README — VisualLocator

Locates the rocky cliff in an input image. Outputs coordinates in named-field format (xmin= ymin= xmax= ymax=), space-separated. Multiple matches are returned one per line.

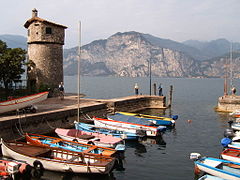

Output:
xmin=64 ymin=31 xmax=203 ymax=77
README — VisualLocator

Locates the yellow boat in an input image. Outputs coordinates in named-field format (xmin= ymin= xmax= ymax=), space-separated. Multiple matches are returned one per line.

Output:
xmin=118 ymin=112 xmax=175 ymax=121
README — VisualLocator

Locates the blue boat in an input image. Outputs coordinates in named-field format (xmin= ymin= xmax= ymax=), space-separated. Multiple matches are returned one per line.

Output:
xmin=190 ymin=153 xmax=240 ymax=180
xmin=107 ymin=112 xmax=175 ymax=126
xmin=26 ymin=133 xmax=118 ymax=156
xmin=75 ymin=122 xmax=139 ymax=140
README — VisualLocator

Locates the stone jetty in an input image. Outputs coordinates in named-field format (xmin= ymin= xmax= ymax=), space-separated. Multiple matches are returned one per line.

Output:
xmin=0 ymin=94 xmax=166 ymax=140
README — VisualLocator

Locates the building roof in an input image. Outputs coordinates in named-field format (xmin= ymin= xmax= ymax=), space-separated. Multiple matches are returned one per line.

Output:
xmin=24 ymin=16 xmax=67 ymax=29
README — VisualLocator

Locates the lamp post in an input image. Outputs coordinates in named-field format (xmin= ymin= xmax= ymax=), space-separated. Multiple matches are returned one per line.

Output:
xmin=148 ymin=58 xmax=152 ymax=95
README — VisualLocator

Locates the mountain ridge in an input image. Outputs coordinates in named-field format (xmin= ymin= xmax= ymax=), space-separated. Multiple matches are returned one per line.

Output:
xmin=1 ymin=33 xmax=240 ymax=78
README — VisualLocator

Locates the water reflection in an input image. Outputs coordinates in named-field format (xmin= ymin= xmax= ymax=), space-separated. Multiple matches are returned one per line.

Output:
xmin=217 ymin=111 xmax=234 ymax=128
xmin=40 ymin=170 xmax=116 ymax=180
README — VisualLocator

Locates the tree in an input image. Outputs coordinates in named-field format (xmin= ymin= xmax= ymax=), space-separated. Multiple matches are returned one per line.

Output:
xmin=0 ymin=40 xmax=26 ymax=97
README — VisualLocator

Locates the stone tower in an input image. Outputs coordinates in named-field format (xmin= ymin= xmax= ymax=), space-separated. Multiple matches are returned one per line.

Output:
xmin=24 ymin=9 xmax=67 ymax=91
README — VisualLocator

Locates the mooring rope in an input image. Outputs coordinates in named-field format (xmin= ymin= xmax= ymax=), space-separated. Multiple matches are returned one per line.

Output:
xmin=45 ymin=118 xmax=55 ymax=129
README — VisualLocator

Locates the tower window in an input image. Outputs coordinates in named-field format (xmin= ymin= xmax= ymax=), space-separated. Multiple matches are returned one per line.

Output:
xmin=46 ymin=27 xmax=52 ymax=34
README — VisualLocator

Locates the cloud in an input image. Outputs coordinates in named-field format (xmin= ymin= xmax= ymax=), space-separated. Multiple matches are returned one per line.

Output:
xmin=1 ymin=0 xmax=240 ymax=48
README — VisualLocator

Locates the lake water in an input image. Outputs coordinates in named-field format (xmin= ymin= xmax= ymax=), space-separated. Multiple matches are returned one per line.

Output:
xmin=44 ymin=76 xmax=237 ymax=180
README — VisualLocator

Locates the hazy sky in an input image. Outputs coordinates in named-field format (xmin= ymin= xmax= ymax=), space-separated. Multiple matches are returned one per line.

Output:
xmin=1 ymin=0 xmax=240 ymax=48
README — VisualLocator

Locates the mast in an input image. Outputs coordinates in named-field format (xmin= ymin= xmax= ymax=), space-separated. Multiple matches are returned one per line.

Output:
xmin=230 ymin=42 xmax=233 ymax=93
xmin=77 ymin=21 xmax=81 ymax=122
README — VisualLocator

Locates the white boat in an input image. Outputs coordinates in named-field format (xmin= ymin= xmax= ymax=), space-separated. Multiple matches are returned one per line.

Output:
xmin=190 ymin=153 xmax=240 ymax=180
xmin=0 ymin=91 xmax=49 ymax=114
xmin=221 ymin=148 xmax=240 ymax=164
xmin=231 ymin=123 xmax=240 ymax=131
xmin=1 ymin=139 xmax=115 ymax=174
xmin=93 ymin=117 xmax=161 ymax=137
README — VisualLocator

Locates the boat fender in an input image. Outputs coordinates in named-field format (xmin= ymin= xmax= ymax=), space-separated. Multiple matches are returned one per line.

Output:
xmin=33 ymin=160 xmax=44 ymax=171
xmin=171 ymin=115 xmax=178 ymax=120
xmin=19 ymin=163 xmax=27 ymax=174
xmin=87 ymin=141 xmax=95 ymax=145
xmin=194 ymin=165 xmax=201 ymax=175
xmin=224 ymin=128 xmax=235 ymax=138
xmin=33 ymin=160 xmax=44 ymax=178
xmin=72 ymin=139 xmax=78 ymax=142
xmin=221 ymin=137 xmax=232 ymax=147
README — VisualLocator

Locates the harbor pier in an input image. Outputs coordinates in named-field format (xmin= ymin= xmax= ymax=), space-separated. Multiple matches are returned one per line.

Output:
xmin=0 ymin=95 xmax=166 ymax=140
xmin=216 ymin=95 xmax=240 ymax=112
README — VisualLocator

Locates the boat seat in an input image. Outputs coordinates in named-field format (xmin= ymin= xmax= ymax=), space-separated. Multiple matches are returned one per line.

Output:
xmin=51 ymin=139 xmax=63 ymax=144
xmin=82 ymin=146 xmax=98 ymax=153
xmin=204 ymin=159 xmax=222 ymax=168
xmin=68 ymin=156 xmax=79 ymax=161
xmin=101 ymin=150 xmax=115 ymax=156
xmin=77 ymin=135 xmax=95 ymax=140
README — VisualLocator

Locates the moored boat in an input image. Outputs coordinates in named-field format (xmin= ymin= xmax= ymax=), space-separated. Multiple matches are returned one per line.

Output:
xmin=0 ymin=91 xmax=49 ymax=114
xmin=26 ymin=133 xmax=118 ymax=156
xmin=190 ymin=153 xmax=240 ymax=180
xmin=1 ymin=139 xmax=116 ymax=174
xmin=54 ymin=128 xmax=125 ymax=151
xmin=93 ymin=117 xmax=162 ymax=137
xmin=0 ymin=158 xmax=31 ymax=179
xmin=108 ymin=112 xmax=175 ymax=126
xmin=221 ymin=148 xmax=240 ymax=163
xmin=75 ymin=122 xmax=139 ymax=140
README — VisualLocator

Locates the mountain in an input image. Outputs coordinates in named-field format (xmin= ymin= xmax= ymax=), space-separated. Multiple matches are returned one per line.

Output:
xmin=2 ymin=32 xmax=240 ymax=78
xmin=0 ymin=34 xmax=27 ymax=49
xmin=183 ymin=39 xmax=240 ymax=60
xmin=64 ymin=31 xmax=203 ymax=77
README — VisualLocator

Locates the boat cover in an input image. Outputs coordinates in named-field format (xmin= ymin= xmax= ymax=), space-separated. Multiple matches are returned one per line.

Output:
xmin=108 ymin=113 xmax=154 ymax=126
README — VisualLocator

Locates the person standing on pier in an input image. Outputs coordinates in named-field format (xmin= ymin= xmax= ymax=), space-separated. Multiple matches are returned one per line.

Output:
xmin=58 ymin=82 xmax=65 ymax=100
xmin=232 ymin=87 xmax=237 ymax=95
xmin=158 ymin=84 xmax=163 ymax=96
xmin=134 ymin=83 xmax=139 ymax=95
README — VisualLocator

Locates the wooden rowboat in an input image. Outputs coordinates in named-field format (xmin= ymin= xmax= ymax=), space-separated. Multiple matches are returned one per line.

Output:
xmin=0 ymin=91 xmax=48 ymax=114
xmin=1 ymin=139 xmax=116 ymax=174
xmin=26 ymin=133 xmax=118 ymax=157
xmin=221 ymin=148 xmax=240 ymax=163
xmin=54 ymin=128 xmax=125 ymax=151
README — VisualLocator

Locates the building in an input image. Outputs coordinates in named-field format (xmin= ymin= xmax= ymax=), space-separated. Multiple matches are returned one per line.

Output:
xmin=24 ymin=9 xmax=67 ymax=91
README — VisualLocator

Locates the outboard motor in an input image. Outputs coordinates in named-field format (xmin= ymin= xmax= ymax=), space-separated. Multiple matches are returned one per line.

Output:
xmin=190 ymin=153 xmax=201 ymax=160
xmin=171 ymin=115 xmax=178 ymax=120
xmin=224 ymin=128 xmax=235 ymax=138
xmin=136 ymin=130 xmax=147 ymax=137
xmin=157 ymin=126 xmax=167 ymax=132
xmin=228 ymin=120 xmax=234 ymax=127
xmin=221 ymin=137 xmax=232 ymax=148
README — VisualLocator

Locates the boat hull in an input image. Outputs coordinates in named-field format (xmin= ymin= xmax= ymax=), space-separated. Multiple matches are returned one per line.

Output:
xmin=94 ymin=117 xmax=159 ymax=137
xmin=75 ymin=122 xmax=139 ymax=140
xmin=195 ymin=157 xmax=240 ymax=180
xmin=0 ymin=92 xmax=48 ymax=114
xmin=1 ymin=140 xmax=115 ymax=174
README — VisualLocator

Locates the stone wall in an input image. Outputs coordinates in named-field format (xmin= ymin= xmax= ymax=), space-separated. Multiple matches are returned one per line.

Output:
xmin=0 ymin=103 xmax=108 ymax=141
xmin=27 ymin=22 xmax=65 ymax=45
xmin=217 ymin=95 xmax=240 ymax=112
xmin=28 ymin=43 xmax=63 ymax=88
